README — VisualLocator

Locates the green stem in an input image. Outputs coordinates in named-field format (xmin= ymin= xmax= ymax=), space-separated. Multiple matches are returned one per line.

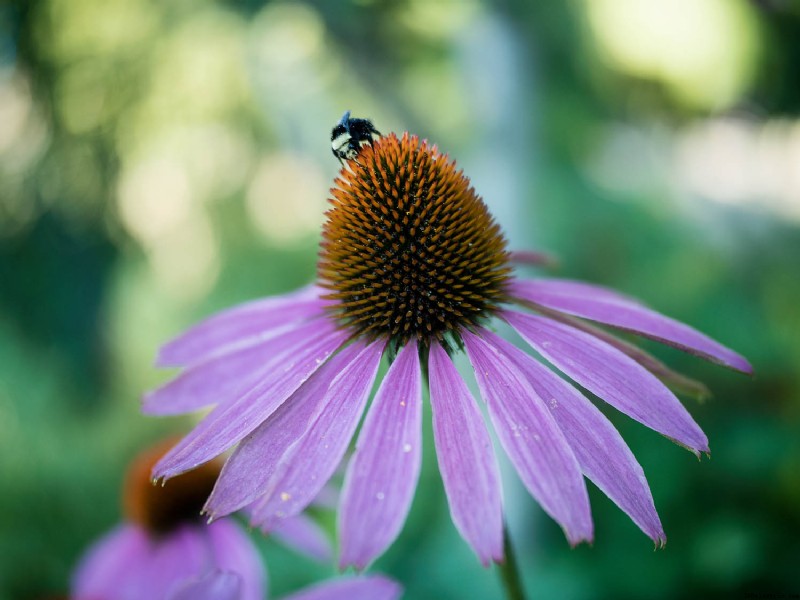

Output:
xmin=498 ymin=524 xmax=528 ymax=600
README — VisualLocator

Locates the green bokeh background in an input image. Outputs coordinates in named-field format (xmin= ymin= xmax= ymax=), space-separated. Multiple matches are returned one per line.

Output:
xmin=1 ymin=1 xmax=798 ymax=598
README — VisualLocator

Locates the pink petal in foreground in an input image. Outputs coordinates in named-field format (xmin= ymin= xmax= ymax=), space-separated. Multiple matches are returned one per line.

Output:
xmin=504 ymin=310 xmax=709 ymax=455
xmin=144 ymin=318 xmax=334 ymax=416
xmin=250 ymin=341 xmax=384 ymax=530
xmin=157 ymin=285 xmax=325 ymax=367
xmin=483 ymin=331 xmax=665 ymax=545
xmin=281 ymin=576 xmax=402 ymax=600
xmin=153 ymin=327 xmax=349 ymax=481
xmin=339 ymin=341 xmax=423 ymax=570
xmin=205 ymin=342 xmax=368 ymax=518
xmin=510 ymin=278 xmax=752 ymax=374
xmin=428 ymin=341 xmax=504 ymax=565
xmin=463 ymin=330 xmax=593 ymax=546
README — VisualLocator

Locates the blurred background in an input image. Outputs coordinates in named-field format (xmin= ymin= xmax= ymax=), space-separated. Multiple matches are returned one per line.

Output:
xmin=1 ymin=0 xmax=799 ymax=598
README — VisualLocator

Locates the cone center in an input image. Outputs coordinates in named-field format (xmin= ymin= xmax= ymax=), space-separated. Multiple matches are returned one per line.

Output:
xmin=318 ymin=133 xmax=511 ymax=345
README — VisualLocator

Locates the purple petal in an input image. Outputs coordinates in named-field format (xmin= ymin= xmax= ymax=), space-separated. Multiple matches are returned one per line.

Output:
xmin=153 ymin=327 xmax=349 ymax=481
xmin=339 ymin=341 xmax=423 ymax=570
xmin=513 ymin=278 xmax=643 ymax=303
xmin=168 ymin=570 xmax=242 ymax=600
xmin=504 ymin=310 xmax=709 ymax=455
xmin=547 ymin=312 xmax=711 ymax=400
xmin=483 ymin=331 xmax=665 ymax=545
xmin=144 ymin=318 xmax=335 ymax=416
xmin=71 ymin=525 xmax=151 ymax=600
xmin=204 ymin=343 xmax=367 ymax=518
xmin=309 ymin=483 xmax=339 ymax=510
xmin=157 ymin=285 xmax=326 ymax=367
xmin=510 ymin=278 xmax=752 ymax=374
xmin=280 ymin=576 xmax=402 ymax=600
xmin=206 ymin=520 xmax=266 ymax=600
xmin=144 ymin=525 xmax=214 ymax=600
xmin=463 ymin=330 xmax=593 ymax=546
xmin=509 ymin=250 xmax=559 ymax=269
xmin=428 ymin=341 xmax=504 ymax=565
xmin=250 ymin=341 xmax=384 ymax=530
xmin=271 ymin=513 xmax=333 ymax=563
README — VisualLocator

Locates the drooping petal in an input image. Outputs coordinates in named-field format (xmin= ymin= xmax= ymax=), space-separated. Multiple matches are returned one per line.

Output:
xmin=463 ymin=330 xmax=593 ymax=546
xmin=250 ymin=341 xmax=384 ymax=530
xmin=72 ymin=525 xmax=151 ymax=600
xmin=504 ymin=310 xmax=709 ymax=455
xmin=153 ymin=327 xmax=349 ymax=480
xmin=205 ymin=343 xmax=367 ymax=518
xmin=271 ymin=513 xmax=333 ymax=563
xmin=339 ymin=341 xmax=423 ymax=570
xmin=427 ymin=341 xmax=503 ymax=565
xmin=549 ymin=312 xmax=711 ymax=401
xmin=168 ymin=570 xmax=241 ymax=600
xmin=157 ymin=285 xmax=326 ymax=367
xmin=482 ymin=331 xmax=665 ymax=545
xmin=510 ymin=278 xmax=752 ymax=374
xmin=280 ymin=576 xmax=402 ymax=600
xmin=207 ymin=520 xmax=266 ymax=600
xmin=509 ymin=250 xmax=558 ymax=268
xmin=512 ymin=278 xmax=642 ymax=303
xmin=144 ymin=318 xmax=335 ymax=416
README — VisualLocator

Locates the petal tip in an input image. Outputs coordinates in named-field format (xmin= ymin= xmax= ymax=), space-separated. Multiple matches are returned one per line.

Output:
xmin=154 ymin=354 xmax=172 ymax=369
xmin=154 ymin=344 xmax=183 ymax=368
xmin=151 ymin=454 xmax=182 ymax=483
xmin=566 ymin=531 xmax=594 ymax=548
xmin=140 ymin=391 xmax=161 ymax=414
xmin=479 ymin=548 xmax=503 ymax=568
xmin=337 ymin=557 xmax=366 ymax=573
xmin=736 ymin=358 xmax=754 ymax=376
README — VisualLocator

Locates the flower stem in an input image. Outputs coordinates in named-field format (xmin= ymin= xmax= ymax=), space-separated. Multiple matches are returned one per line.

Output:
xmin=498 ymin=524 xmax=528 ymax=600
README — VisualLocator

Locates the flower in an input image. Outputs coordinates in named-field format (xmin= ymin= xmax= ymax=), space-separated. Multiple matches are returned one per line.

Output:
xmin=145 ymin=132 xmax=751 ymax=570
xmin=72 ymin=440 xmax=266 ymax=600
xmin=72 ymin=440 xmax=395 ymax=600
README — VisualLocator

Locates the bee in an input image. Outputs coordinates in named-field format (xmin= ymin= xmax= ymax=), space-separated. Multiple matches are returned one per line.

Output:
xmin=331 ymin=110 xmax=381 ymax=164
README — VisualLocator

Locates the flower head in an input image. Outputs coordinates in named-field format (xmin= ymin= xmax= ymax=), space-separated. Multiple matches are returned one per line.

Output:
xmin=73 ymin=440 xmax=400 ymax=600
xmin=72 ymin=440 xmax=265 ymax=600
xmin=145 ymin=128 xmax=751 ymax=570
xmin=319 ymin=133 xmax=510 ymax=346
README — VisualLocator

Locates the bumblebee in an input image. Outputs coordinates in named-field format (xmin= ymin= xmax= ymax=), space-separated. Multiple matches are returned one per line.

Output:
xmin=331 ymin=111 xmax=381 ymax=163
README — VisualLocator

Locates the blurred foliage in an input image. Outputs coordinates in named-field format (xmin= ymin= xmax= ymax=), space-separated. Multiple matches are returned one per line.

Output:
xmin=1 ymin=0 xmax=799 ymax=598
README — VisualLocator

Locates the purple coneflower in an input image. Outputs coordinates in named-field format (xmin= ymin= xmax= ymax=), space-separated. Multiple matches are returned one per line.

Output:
xmin=72 ymin=440 xmax=266 ymax=600
xmin=72 ymin=440 xmax=399 ymax=600
xmin=146 ymin=132 xmax=751 ymax=570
